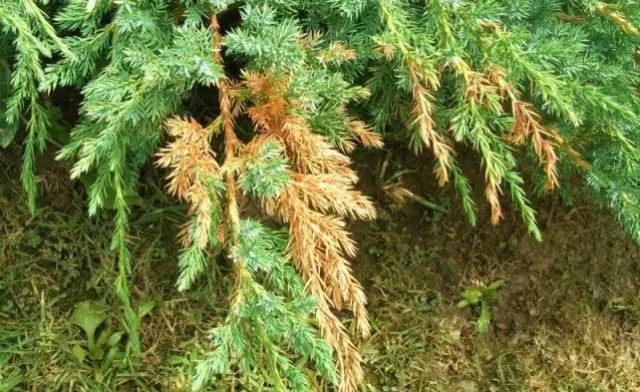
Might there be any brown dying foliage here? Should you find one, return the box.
[449,58,507,224]
[449,61,561,223]
[486,65,560,190]
[156,118,220,248]
[317,41,357,64]
[157,65,378,392]
[406,58,454,186]
[158,17,380,391]
[239,71,377,392]
[510,101,559,190]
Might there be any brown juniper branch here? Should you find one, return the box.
[211,14,286,391]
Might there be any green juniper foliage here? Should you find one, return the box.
[1,0,640,390]
[193,220,338,392]
[0,0,71,212]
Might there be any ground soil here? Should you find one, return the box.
[350,148,640,391]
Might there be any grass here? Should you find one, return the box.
[3,149,640,391]
[353,183,640,392]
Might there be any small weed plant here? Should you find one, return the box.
[457,279,505,334]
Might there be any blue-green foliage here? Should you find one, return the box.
[194,220,338,391]
[239,140,291,198]
[2,0,640,390]
[0,0,70,212]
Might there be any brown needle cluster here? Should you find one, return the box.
[487,66,560,190]
[406,58,454,186]
[449,60,562,223]
[156,117,221,248]
[239,71,377,392]
[510,101,559,189]
[334,117,385,153]
[460,69,498,109]
[450,58,507,224]
[378,0,453,186]
[317,41,357,64]
[346,118,384,150]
